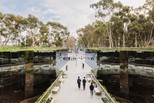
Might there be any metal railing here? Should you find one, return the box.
[91,71,117,103]
[35,71,63,103]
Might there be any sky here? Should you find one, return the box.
[0,0,146,38]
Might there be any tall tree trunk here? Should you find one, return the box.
[123,33,125,47]
[109,29,113,47]
[115,39,118,47]
[2,33,12,46]
[135,35,137,47]
[118,37,120,47]
[145,23,154,46]
[108,23,113,48]
[31,31,35,47]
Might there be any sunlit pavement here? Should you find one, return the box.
[52,52,102,103]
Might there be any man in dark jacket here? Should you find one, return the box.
[82,63,84,69]
[66,65,68,71]
[82,77,86,90]
[77,76,81,89]
[89,83,94,98]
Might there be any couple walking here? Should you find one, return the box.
[77,76,86,90]
[77,76,94,98]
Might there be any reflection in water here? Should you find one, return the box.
[0,51,56,103]
[86,51,154,103]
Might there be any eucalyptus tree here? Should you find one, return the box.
[90,0,124,47]
[47,22,69,47]
[110,15,124,47]
[90,0,154,47]
[0,13,18,46]
[0,13,28,46]
[90,0,114,47]
[93,20,108,47]
[141,0,154,46]
[66,36,76,50]
[126,0,154,47]
[0,12,4,46]
[0,12,70,47]
[38,22,49,46]
[26,14,41,46]
[110,5,131,47]
[127,16,143,47]
[90,0,115,18]
[77,20,108,47]
[13,15,28,46]
[77,24,95,47]
[77,31,88,48]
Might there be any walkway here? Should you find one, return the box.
[52,52,103,103]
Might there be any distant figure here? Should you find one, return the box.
[82,63,84,69]
[82,77,86,90]
[66,65,68,71]
[89,83,94,98]
[77,76,81,89]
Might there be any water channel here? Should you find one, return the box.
[85,50,154,103]
[0,51,68,103]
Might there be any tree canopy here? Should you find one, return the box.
[77,0,154,48]
[0,12,69,47]
[66,36,76,50]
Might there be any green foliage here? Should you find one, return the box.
[78,0,154,47]
[0,12,69,47]
[77,20,108,47]
[47,21,69,47]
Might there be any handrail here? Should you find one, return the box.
[35,71,63,103]
[91,71,117,103]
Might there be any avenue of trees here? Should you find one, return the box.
[66,36,76,50]
[0,13,69,47]
[77,0,154,48]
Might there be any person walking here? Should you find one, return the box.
[82,77,86,90]
[66,65,68,71]
[77,76,81,89]
[89,83,94,98]
[82,63,84,69]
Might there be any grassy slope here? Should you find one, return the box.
[0,46,65,52]
[87,47,154,51]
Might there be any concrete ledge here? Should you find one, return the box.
[58,79,64,87]
[94,87,101,95]
[86,73,91,77]
[102,93,106,99]
[52,86,60,94]
[59,78,65,83]
[87,78,92,82]
[62,74,67,78]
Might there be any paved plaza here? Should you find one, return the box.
[52,52,103,103]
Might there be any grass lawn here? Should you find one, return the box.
[87,47,154,51]
[0,46,66,52]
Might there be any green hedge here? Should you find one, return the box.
[87,47,154,51]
